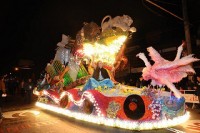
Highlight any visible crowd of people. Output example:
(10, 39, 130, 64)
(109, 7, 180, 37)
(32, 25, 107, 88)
(177, 75, 200, 94)
(0, 75, 36, 123)
(0, 76, 36, 104)
(122, 73, 200, 93)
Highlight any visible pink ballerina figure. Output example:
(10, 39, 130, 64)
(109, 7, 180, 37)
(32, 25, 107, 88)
(137, 43, 199, 98)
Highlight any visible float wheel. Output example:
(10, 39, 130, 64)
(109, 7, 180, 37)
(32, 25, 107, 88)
(82, 99, 94, 114)
(123, 94, 145, 120)
(60, 95, 69, 108)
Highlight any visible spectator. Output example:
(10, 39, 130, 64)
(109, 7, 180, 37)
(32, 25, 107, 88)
(12, 78, 18, 95)
(136, 76, 149, 88)
(194, 74, 200, 107)
(178, 77, 188, 91)
(129, 78, 135, 86)
(24, 78, 34, 104)
(0, 76, 6, 120)
(20, 79, 25, 97)
(186, 76, 195, 94)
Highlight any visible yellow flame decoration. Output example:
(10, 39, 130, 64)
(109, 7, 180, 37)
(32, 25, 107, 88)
(83, 35, 127, 64)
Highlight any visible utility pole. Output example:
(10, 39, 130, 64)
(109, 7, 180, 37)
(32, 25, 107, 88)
(182, 0, 193, 80)
(182, 0, 192, 55)
(145, 0, 192, 55)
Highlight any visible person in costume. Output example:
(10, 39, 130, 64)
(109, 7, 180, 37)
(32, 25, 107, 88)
(82, 61, 114, 91)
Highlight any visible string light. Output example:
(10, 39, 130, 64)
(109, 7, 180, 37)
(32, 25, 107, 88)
(36, 102, 189, 130)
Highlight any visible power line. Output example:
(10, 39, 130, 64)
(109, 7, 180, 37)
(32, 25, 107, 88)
(146, 0, 183, 21)
(142, 0, 163, 17)
(151, 0, 178, 6)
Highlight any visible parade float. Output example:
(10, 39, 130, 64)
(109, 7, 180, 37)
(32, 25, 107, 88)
(33, 15, 200, 130)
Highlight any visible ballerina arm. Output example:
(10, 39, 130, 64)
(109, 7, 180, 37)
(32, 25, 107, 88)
(136, 53, 151, 67)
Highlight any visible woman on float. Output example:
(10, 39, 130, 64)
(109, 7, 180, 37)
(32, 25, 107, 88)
(82, 60, 114, 91)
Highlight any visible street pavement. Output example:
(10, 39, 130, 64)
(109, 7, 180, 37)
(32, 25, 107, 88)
(1, 93, 37, 112)
(0, 94, 200, 133)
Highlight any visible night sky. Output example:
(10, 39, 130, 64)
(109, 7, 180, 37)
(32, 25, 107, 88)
(1, 0, 200, 76)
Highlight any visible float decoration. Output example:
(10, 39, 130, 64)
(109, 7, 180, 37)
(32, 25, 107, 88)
(33, 15, 199, 131)
(136, 43, 200, 99)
